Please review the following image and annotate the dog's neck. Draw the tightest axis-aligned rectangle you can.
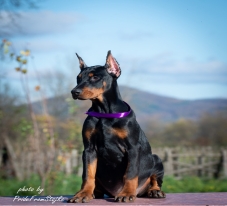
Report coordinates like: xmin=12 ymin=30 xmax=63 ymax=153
xmin=91 ymin=81 xmax=128 ymax=114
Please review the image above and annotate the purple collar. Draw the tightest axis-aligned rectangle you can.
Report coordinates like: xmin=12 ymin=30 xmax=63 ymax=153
xmin=85 ymin=102 xmax=131 ymax=118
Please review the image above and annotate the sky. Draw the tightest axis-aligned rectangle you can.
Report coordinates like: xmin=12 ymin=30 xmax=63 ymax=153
xmin=1 ymin=0 xmax=227 ymax=100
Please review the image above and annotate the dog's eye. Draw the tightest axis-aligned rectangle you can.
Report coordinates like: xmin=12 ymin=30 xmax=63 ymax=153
xmin=77 ymin=76 xmax=81 ymax=83
xmin=90 ymin=76 xmax=100 ymax=82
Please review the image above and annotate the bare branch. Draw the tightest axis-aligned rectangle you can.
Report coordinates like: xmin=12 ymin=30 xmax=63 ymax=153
xmin=0 ymin=0 xmax=42 ymax=36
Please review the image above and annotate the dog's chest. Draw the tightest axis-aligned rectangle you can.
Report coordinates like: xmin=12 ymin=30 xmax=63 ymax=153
xmin=95 ymin=120 xmax=126 ymax=165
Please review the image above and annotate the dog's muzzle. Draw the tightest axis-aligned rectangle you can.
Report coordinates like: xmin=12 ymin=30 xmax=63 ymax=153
xmin=71 ymin=88 xmax=81 ymax=100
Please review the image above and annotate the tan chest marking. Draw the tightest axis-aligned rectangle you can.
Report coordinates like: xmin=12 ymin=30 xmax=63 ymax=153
xmin=111 ymin=127 xmax=128 ymax=139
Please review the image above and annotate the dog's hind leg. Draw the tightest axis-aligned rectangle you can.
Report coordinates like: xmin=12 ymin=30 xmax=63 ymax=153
xmin=93 ymin=179 xmax=108 ymax=199
xmin=93 ymin=179 xmax=115 ymax=199
xmin=147 ymin=154 xmax=166 ymax=198
xmin=93 ymin=184 xmax=104 ymax=199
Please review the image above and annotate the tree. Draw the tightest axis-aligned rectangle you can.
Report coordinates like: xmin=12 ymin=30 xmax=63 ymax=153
xmin=197 ymin=113 xmax=227 ymax=146
xmin=0 ymin=0 xmax=40 ymax=37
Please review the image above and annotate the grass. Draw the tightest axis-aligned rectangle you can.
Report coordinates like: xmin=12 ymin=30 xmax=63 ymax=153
xmin=0 ymin=173 xmax=227 ymax=196
xmin=162 ymin=176 xmax=227 ymax=193
xmin=0 ymin=173 xmax=81 ymax=196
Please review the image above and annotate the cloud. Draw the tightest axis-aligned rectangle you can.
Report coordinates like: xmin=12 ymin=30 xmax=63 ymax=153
xmin=11 ymin=39 xmax=66 ymax=53
xmin=141 ymin=55 xmax=226 ymax=75
xmin=118 ymin=54 xmax=227 ymax=84
xmin=0 ymin=10 xmax=80 ymax=37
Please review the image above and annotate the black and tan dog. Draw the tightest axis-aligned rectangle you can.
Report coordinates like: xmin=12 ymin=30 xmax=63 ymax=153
xmin=68 ymin=51 xmax=165 ymax=203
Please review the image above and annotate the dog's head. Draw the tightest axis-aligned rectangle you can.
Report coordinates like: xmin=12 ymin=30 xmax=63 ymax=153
xmin=71 ymin=51 xmax=121 ymax=100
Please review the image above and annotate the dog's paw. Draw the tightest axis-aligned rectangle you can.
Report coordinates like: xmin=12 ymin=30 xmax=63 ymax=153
xmin=114 ymin=194 xmax=136 ymax=202
xmin=147 ymin=190 xmax=166 ymax=198
xmin=67 ymin=191 xmax=94 ymax=203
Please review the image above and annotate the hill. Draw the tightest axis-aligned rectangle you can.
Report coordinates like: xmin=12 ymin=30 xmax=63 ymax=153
xmin=32 ymin=85 xmax=227 ymax=125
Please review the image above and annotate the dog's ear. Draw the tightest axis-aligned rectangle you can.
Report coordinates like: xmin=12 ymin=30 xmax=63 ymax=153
xmin=105 ymin=50 xmax=121 ymax=78
xmin=76 ymin=53 xmax=87 ymax=70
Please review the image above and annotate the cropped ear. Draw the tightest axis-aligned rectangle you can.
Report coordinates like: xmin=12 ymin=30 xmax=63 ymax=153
xmin=76 ymin=53 xmax=87 ymax=69
xmin=105 ymin=50 xmax=121 ymax=78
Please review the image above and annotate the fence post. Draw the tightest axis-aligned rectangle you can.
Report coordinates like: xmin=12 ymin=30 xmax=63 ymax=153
xmin=65 ymin=152 xmax=71 ymax=174
xmin=197 ymin=148 xmax=205 ymax=177
xmin=223 ymin=149 xmax=227 ymax=178
xmin=164 ymin=148 xmax=173 ymax=176
xmin=173 ymin=149 xmax=179 ymax=177
xmin=207 ymin=147 xmax=213 ymax=178
xmin=71 ymin=149 xmax=78 ymax=168
xmin=197 ymin=155 xmax=204 ymax=177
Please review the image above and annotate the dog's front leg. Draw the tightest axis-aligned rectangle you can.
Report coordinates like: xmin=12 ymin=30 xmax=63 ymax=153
xmin=68 ymin=147 xmax=97 ymax=203
xmin=115 ymin=147 xmax=139 ymax=202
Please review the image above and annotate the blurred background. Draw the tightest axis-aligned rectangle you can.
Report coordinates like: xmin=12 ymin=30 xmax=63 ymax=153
xmin=0 ymin=0 xmax=227 ymax=196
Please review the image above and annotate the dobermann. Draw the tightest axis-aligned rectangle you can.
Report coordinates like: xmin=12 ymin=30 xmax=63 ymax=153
xmin=68 ymin=51 xmax=165 ymax=203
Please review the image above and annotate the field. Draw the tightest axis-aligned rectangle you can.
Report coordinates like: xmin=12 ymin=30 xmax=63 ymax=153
xmin=0 ymin=173 xmax=227 ymax=196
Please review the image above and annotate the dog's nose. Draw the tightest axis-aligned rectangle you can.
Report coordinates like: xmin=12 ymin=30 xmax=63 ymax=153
xmin=72 ymin=90 xmax=80 ymax=96
xmin=71 ymin=88 xmax=82 ymax=99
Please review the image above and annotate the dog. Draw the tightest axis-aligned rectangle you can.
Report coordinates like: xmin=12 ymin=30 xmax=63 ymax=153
xmin=68 ymin=51 xmax=165 ymax=203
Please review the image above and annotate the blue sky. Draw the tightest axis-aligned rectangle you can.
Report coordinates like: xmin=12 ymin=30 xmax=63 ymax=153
xmin=1 ymin=0 xmax=227 ymax=100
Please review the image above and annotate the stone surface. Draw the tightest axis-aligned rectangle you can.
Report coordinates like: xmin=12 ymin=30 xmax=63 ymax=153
xmin=0 ymin=193 xmax=227 ymax=205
